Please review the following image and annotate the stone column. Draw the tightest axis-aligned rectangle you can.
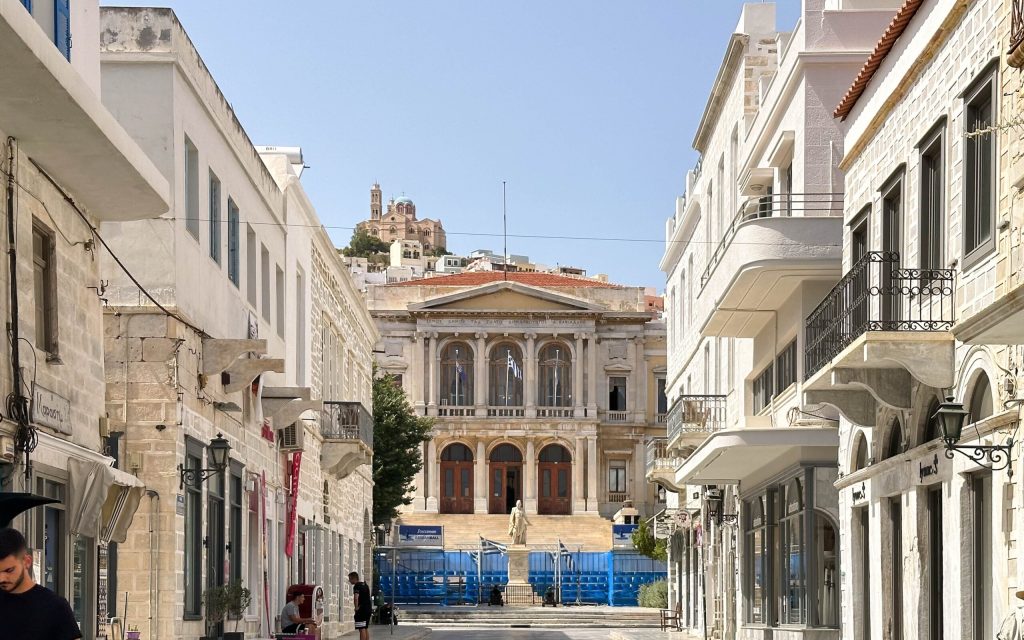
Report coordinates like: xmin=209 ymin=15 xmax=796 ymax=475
xmin=573 ymin=437 xmax=587 ymax=513
xmin=475 ymin=439 xmax=488 ymax=513
xmin=627 ymin=337 xmax=640 ymax=418
xmin=525 ymin=437 xmax=537 ymax=514
xmin=425 ymin=437 xmax=438 ymax=512
xmin=413 ymin=441 xmax=426 ymax=511
xmin=524 ymin=332 xmax=537 ymax=418
xmin=474 ymin=332 xmax=488 ymax=417
xmin=411 ymin=333 xmax=425 ymax=414
xmin=634 ymin=336 xmax=648 ymax=424
xmin=586 ymin=436 xmax=599 ymax=514
xmin=573 ymin=333 xmax=585 ymax=417
xmin=587 ymin=335 xmax=599 ymax=416
xmin=427 ymin=332 xmax=440 ymax=416
xmin=634 ymin=440 xmax=646 ymax=505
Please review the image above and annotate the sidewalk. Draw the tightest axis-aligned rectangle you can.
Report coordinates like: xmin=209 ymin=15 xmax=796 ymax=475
xmin=609 ymin=630 xmax=701 ymax=640
xmin=333 ymin=625 xmax=432 ymax=640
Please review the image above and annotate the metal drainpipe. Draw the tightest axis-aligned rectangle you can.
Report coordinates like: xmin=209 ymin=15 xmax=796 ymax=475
xmin=708 ymin=307 xmax=778 ymax=427
xmin=147 ymin=490 xmax=160 ymax=640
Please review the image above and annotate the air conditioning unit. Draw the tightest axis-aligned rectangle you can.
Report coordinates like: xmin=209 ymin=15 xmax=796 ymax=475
xmin=278 ymin=422 xmax=305 ymax=452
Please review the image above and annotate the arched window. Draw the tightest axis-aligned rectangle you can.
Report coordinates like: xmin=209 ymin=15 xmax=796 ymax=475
xmin=440 ymin=342 xmax=474 ymax=406
xmin=538 ymin=342 xmax=572 ymax=406
xmin=925 ymin=397 xmax=943 ymax=442
xmin=853 ymin=432 xmax=869 ymax=471
xmin=969 ymin=372 xmax=994 ymax=423
xmin=389 ymin=226 xmax=396 ymax=235
xmin=489 ymin=343 xmax=524 ymax=406
xmin=885 ymin=418 xmax=904 ymax=459
xmin=489 ymin=443 xmax=523 ymax=462
xmin=441 ymin=442 xmax=473 ymax=461
xmin=371 ymin=228 xmax=379 ymax=236
xmin=538 ymin=444 xmax=572 ymax=463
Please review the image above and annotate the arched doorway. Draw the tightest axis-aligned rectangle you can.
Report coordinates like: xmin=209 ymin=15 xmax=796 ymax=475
xmin=537 ymin=444 xmax=572 ymax=515
xmin=440 ymin=443 xmax=474 ymax=514
xmin=488 ymin=444 xmax=523 ymax=514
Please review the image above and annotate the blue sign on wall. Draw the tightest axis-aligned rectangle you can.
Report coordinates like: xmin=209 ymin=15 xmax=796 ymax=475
xmin=612 ymin=524 xmax=638 ymax=547
xmin=397 ymin=524 xmax=444 ymax=547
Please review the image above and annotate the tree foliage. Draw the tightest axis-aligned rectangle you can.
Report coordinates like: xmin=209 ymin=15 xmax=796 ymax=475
xmin=372 ymin=373 xmax=433 ymax=525
xmin=342 ymin=229 xmax=390 ymax=257
xmin=431 ymin=247 xmax=453 ymax=257
xmin=638 ymin=579 xmax=668 ymax=609
xmin=631 ymin=520 xmax=668 ymax=562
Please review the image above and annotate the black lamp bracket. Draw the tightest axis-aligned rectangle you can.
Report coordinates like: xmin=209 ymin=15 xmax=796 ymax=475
xmin=178 ymin=464 xmax=226 ymax=490
xmin=943 ymin=439 xmax=1014 ymax=478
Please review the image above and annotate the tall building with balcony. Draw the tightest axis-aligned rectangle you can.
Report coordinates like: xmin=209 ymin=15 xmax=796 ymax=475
xmin=98 ymin=9 xmax=377 ymax=639
xmin=656 ymin=2 xmax=901 ymax=639
xmin=0 ymin=2 xmax=169 ymax=639
xmin=367 ymin=270 xmax=666 ymax=549
xmin=821 ymin=1 xmax=1019 ymax=639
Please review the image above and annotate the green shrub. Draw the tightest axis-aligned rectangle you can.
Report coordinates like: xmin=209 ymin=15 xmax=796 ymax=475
xmin=637 ymin=579 xmax=668 ymax=609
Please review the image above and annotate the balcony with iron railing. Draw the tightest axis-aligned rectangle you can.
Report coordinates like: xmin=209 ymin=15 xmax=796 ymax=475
xmin=666 ymin=394 xmax=728 ymax=451
xmin=1011 ymin=0 xmax=1024 ymax=68
xmin=697 ymin=192 xmax=844 ymax=339
xmin=803 ymin=251 xmax=956 ymax=425
xmin=645 ymin=437 xmax=686 ymax=492
xmin=319 ymin=401 xmax=374 ymax=479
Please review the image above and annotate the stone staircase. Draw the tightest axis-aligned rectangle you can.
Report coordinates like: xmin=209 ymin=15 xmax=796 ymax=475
xmin=396 ymin=513 xmax=614 ymax=550
xmin=401 ymin=604 xmax=662 ymax=628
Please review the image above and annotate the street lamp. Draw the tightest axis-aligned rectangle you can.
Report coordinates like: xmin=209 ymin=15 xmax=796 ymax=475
xmin=933 ymin=396 xmax=1014 ymax=477
xmin=178 ymin=433 xmax=232 ymax=489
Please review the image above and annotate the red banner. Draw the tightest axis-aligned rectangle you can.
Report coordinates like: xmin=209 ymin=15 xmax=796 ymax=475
xmin=261 ymin=472 xmax=270 ymax=635
xmin=284 ymin=451 xmax=302 ymax=558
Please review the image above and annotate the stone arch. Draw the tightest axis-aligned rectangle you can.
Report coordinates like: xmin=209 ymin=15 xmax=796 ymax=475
xmin=851 ymin=430 xmax=870 ymax=472
xmin=534 ymin=436 xmax=576 ymax=462
xmin=486 ymin=440 xmax=524 ymax=461
xmin=911 ymin=386 xmax=945 ymax=447
xmin=883 ymin=415 xmax=905 ymax=459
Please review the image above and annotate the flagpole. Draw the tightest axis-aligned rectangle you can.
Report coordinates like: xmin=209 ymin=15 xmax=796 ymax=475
xmin=502 ymin=180 xmax=508 ymax=282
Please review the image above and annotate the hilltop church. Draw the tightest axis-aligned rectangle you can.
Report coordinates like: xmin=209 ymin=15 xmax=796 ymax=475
xmin=355 ymin=183 xmax=447 ymax=253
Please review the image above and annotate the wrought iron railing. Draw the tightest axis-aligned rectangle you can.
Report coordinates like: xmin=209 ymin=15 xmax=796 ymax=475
xmin=646 ymin=437 xmax=684 ymax=476
xmin=700 ymin=192 xmax=842 ymax=288
xmin=803 ymin=251 xmax=955 ymax=379
xmin=666 ymin=394 xmax=728 ymax=444
xmin=1012 ymin=0 xmax=1024 ymax=56
xmin=320 ymin=401 xmax=373 ymax=449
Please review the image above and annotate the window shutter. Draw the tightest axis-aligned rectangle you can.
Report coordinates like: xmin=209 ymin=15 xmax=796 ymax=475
xmin=21 ymin=0 xmax=32 ymax=12
xmin=54 ymin=0 xmax=71 ymax=61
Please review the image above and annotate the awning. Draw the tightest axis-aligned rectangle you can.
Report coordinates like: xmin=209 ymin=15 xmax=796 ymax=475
xmin=675 ymin=427 xmax=839 ymax=486
xmin=68 ymin=459 xmax=145 ymax=544
xmin=0 ymin=493 xmax=59 ymax=528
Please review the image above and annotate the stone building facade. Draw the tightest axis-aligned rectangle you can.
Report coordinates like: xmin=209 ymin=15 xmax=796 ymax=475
xmin=98 ymin=9 xmax=376 ymax=639
xmin=355 ymin=183 xmax=447 ymax=252
xmin=367 ymin=271 xmax=666 ymax=549
xmin=0 ymin=2 xmax=169 ymax=639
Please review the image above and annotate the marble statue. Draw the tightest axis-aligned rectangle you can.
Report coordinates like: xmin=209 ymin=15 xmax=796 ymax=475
xmin=508 ymin=499 xmax=530 ymax=545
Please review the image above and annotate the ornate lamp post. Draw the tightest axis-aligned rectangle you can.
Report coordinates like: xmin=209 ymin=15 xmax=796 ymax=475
xmin=178 ymin=433 xmax=232 ymax=489
xmin=933 ymin=396 xmax=1014 ymax=477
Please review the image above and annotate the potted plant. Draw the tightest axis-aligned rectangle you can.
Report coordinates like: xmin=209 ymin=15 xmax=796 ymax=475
xmin=222 ymin=581 xmax=253 ymax=640
xmin=201 ymin=585 xmax=228 ymax=640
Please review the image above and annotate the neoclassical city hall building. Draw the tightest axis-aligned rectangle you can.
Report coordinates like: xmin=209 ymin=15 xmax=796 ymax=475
xmin=367 ymin=271 xmax=666 ymax=548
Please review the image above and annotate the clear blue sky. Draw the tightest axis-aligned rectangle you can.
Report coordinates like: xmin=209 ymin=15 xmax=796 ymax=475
xmin=102 ymin=1 xmax=800 ymax=289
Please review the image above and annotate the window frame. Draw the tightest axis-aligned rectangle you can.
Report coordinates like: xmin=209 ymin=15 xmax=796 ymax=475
xmin=440 ymin=341 xmax=475 ymax=407
xmin=962 ymin=67 xmax=998 ymax=269
xmin=184 ymin=136 xmax=200 ymax=240
xmin=608 ymin=376 xmax=628 ymax=412
xmin=538 ymin=342 xmax=572 ymax=407
xmin=918 ymin=120 xmax=946 ymax=271
xmin=209 ymin=172 xmax=222 ymax=264
xmin=183 ymin=437 xmax=205 ymax=618
xmin=608 ymin=460 xmax=627 ymax=494
xmin=228 ymin=461 xmax=244 ymax=586
xmin=32 ymin=220 xmax=59 ymax=356
xmin=227 ymin=199 xmax=240 ymax=287
xmin=752 ymin=363 xmax=774 ymax=414
xmin=775 ymin=340 xmax=797 ymax=396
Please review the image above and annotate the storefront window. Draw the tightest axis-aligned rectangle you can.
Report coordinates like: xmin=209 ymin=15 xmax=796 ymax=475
xmin=745 ymin=496 xmax=769 ymax=624
xmin=72 ymin=535 xmax=95 ymax=640
xmin=779 ymin=479 xmax=805 ymax=625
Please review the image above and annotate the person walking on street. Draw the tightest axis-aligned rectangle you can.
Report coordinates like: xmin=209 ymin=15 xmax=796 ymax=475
xmin=0 ymin=527 xmax=82 ymax=640
xmin=349 ymin=571 xmax=372 ymax=639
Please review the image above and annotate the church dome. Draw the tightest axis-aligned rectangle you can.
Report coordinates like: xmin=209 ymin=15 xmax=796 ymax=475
xmin=395 ymin=196 xmax=414 ymax=205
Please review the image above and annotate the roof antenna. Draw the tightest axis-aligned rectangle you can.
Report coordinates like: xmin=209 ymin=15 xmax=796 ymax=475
xmin=502 ymin=180 xmax=508 ymax=282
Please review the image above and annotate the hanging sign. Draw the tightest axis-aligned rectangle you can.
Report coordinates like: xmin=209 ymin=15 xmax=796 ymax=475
xmin=397 ymin=525 xmax=443 ymax=547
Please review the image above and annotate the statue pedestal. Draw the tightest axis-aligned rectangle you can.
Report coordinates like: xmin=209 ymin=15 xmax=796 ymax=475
xmin=506 ymin=545 xmax=530 ymax=585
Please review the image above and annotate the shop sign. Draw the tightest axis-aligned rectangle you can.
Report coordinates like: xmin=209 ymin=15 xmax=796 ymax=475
xmin=612 ymin=523 xmax=638 ymax=547
xmin=397 ymin=525 xmax=443 ymax=547
xmin=32 ymin=384 xmax=71 ymax=434
xmin=851 ymin=482 xmax=867 ymax=503
xmin=919 ymin=453 xmax=940 ymax=481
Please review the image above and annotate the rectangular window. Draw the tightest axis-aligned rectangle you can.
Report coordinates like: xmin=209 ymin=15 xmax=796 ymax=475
xmin=276 ymin=265 xmax=285 ymax=337
xmin=227 ymin=199 xmax=240 ymax=286
xmin=229 ymin=464 xmax=243 ymax=584
xmin=261 ymin=245 xmax=271 ymax=322
xmin=745 ymin=495 xmax=769 ymax=624
xmin=851 ymin=209 xmax=869 ymax=264
xmin=656 ymin=378 xmax=667 ymax=415
xmin=32 ymin=222 xmax=58 ymax=354
xmin=775 ymin=340 xmax=797 ymax=394
xmin=184 ymin=440 xmax=204 ymax=617
xmin=608 ymin=461 xmax=626 ymax=493
xmin=184 ymin=137 xmax=200 ymax=240
xmin=54 ymin=0 xmax=70 ymax=60
xmin=973 ymin=473 xmax=993 ymax=639
xmin=608 ymin=377 xmax=627 ymax=411
xmin=919 ymin=125 xmax=944 ymax=270
xmin=209 ymin=172 xmax=221 ymax=264
xmin=207 ymin=464 xmax=225 ymax=591
xmin=752 ymin=364 xmax=774 ymax=414
xmin=295 ymin=270 xmax=305 ymax=386
xmin=246 ymin=226 xmax=257 ymax=307
xmin=964 ymin=72 xmax=997 ymax=265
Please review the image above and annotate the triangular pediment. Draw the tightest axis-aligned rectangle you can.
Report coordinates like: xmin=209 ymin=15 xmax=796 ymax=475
xmin=409 ymin=282 xmax=605 ymax=313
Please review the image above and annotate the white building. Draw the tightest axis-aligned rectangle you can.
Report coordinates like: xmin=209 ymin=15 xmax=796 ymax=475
xmin=98 ymin=8 xmax=376 ymax=639
xmin=655 ymin=2 xmax=900 ymax=639
xmin=0 ymin=2 xmax=169 ymax=639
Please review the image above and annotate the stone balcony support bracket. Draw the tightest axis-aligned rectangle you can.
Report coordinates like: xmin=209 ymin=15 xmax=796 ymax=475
xmin=202 ymin=339 xmax=268 ymax=376
xmin=831 ymin=368 xmax=911 ymax=410
xmin=222 ymin=358 xmax=285 ymax=394
xmin=268 ymin=399 xmax=323 ymax=429
xmin=862 ymin=340 xmax=954 ymax=390
xmin=804 ymin=390 xmax=876 ymax=427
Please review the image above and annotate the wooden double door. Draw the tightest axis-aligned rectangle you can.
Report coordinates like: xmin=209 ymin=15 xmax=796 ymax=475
xmin=538 ymin=444 xmax=572 ymax=515
xmin=489 ymin=462 xmax=522 ymax=514
xmin=440 ymin=443 xmax=474 ymax=514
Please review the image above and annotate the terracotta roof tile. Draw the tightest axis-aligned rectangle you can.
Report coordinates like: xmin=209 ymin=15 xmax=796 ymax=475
xmin=385 ymin=271 xmax=622 ymax=288
xmin=834 ymin=0 xmax=925 ymax=121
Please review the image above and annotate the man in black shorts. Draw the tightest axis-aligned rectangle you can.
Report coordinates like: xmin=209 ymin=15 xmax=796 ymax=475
xmin=349 ymin=571 xmax=372 ymax=638
xmin=0 ymin=528 xmax=82 ymax=640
